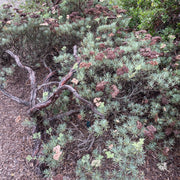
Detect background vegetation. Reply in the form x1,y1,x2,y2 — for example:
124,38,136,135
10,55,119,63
0,0,179,179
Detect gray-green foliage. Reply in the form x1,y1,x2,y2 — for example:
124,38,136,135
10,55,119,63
0,1,179,179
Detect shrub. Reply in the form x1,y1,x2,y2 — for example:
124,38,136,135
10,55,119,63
108,0,180,39
0,1,179,179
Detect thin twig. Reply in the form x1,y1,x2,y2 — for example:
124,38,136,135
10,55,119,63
32,139,42,158
42,58,57,93
48,109,80,121
29,45,82,115
70,122,84,137
61,85,104,118
0,85,30,106
43,58,52,73
38,81,59,90
87,136,95,151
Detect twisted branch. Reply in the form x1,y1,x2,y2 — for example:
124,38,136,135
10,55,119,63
2,47,104,118
5,50,37,107
0,85,30,106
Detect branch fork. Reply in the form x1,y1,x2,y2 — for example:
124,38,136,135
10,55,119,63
1,46,104,119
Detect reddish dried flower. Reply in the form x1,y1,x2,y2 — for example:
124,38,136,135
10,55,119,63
116,65,129,75
116,30,121,35
116,9,127,14
96,81,108,92
150,36,162,45
154,113,159,122
146,61,158,66
161,96,169,105
147,125,156,133
144,125,156,140
108,33,114,37
96,36,101,40
163,147,170,156
107,51,116,60
77,114,82,120
113,5,118,9
87,0,94,8
137,121,143,130
114,47,120,51
89,51,95,55
111,85,120,98
142,98,148,104
104,48,112,53
122,42,128,45
118,50,125,56
95,53,104,61
30,13,40,18
79,62,92,69
144,130,154,140
165,128,173,136
99,43,106,48
81,54,87,59
175,55,180,60
144,34,152,40
140,48,161,59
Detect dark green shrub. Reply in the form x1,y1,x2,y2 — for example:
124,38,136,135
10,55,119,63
109,0,180,39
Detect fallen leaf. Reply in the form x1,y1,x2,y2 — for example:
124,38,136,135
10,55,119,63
157,162,167,171
71,78,79,85
53,152,62,161
108,144,113,149
95,101,102,107
175,55,180,60
77,114,82,120
53,145,61,154
108,33,114,37
91,159,101,167
6,20,12,25
111,85,119,98
48,18,56,22
93,97,101,104
15,115,21,123
40,22,49,26
53,145,62,161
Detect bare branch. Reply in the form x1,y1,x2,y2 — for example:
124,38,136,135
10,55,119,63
38,81,59,90
29,49,81,115
0,85,30,106
43,58,52,73
48,109,80,121
5,50,37,107
61,85,104,118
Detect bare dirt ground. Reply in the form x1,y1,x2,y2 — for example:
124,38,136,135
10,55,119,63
0,72,41,180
